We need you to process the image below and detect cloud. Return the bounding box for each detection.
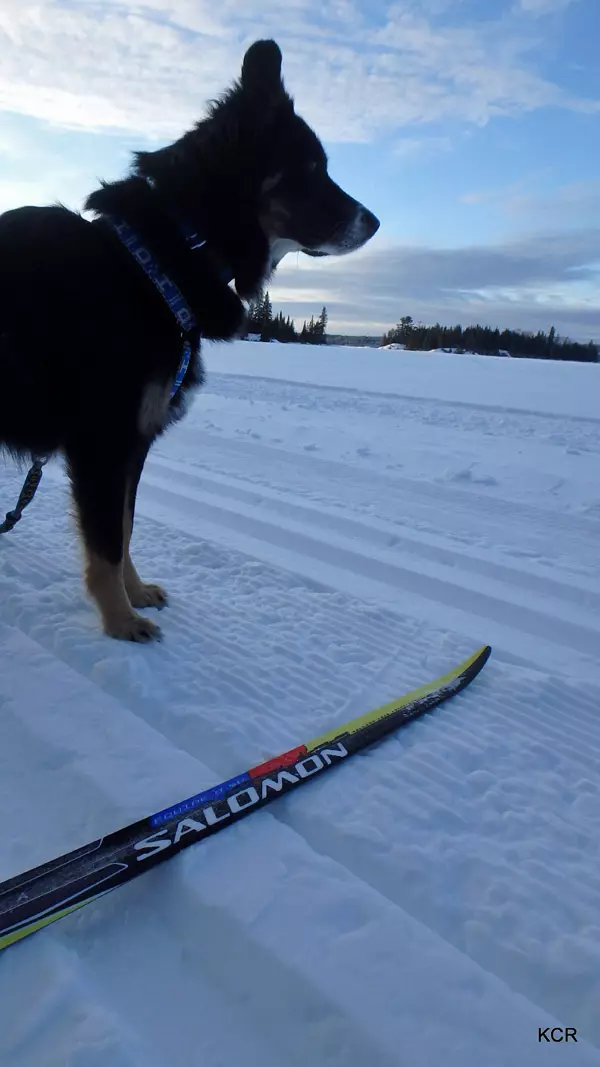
[0,128,26,160]
[394,135,454,160]
[462,177,600,231]
[267,229,600,338]
[0,0,596,143]
[0,2,236,138]
[516,0,575,14]
[505,180,600,223]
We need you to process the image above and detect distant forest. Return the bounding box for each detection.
[243,291,328,344]
[241,294,598,362]
[381,317,598,363]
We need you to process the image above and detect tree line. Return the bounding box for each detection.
[381,317,598,363]
[243,291,328,344]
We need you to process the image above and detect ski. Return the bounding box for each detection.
[0,644,491,952]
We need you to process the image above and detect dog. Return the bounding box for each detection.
[0,39,379,642]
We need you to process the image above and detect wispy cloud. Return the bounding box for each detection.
[394,135,454,160]
[462,176,600,231]
[516,0,576,15]
[0,1,596,143]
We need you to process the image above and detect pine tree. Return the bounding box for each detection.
[381,315,414,347]
[246,292,264,336]
[259,291,273,341]
[311,306,327,343]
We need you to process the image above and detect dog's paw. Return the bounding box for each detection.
[127,582,168,610]
[105,613,162,643]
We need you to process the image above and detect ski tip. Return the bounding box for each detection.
[480,643,492,665]
[461,643,492,681]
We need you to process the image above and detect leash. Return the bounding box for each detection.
[0,456,48,535]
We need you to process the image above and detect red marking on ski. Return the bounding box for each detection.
[249,746,308,779]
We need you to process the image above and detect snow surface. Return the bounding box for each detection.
[1,341,599,1066]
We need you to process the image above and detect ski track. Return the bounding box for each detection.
[1,344,600,1065]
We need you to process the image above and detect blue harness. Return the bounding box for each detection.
[103,215,227,399]
[3,209,228,535]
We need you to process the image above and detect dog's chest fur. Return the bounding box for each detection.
[137,377,192,438]
[138,381,172,436]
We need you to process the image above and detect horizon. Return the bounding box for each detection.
[249,294,599,349]
[1,1,598,341]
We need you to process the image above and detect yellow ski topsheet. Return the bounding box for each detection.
[0,898,93,952]
[306,645,490,751]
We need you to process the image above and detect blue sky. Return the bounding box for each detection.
[1,0,599,339]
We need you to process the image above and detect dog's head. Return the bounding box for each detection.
[238,40,379,270]
[135,39,379,300]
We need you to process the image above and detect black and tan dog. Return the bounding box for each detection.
[0,39,379,641]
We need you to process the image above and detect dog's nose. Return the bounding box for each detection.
[361,207,380,240]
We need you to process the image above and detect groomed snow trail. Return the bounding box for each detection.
[1,343,599,1066]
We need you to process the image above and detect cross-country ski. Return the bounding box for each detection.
[0,645,490,952]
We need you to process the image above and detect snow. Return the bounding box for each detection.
[1,340,599,1066]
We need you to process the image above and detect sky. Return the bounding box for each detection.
[0,0,599,340]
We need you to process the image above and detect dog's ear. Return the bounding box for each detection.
[241,40,284,100]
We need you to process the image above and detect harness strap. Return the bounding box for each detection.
[101,216,198,400]
[2,211,223,534]
[102,216,198,335]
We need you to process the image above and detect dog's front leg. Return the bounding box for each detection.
[66,444,161,642]
[123,439,168,611]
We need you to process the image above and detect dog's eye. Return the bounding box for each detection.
[307,161,318,173]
